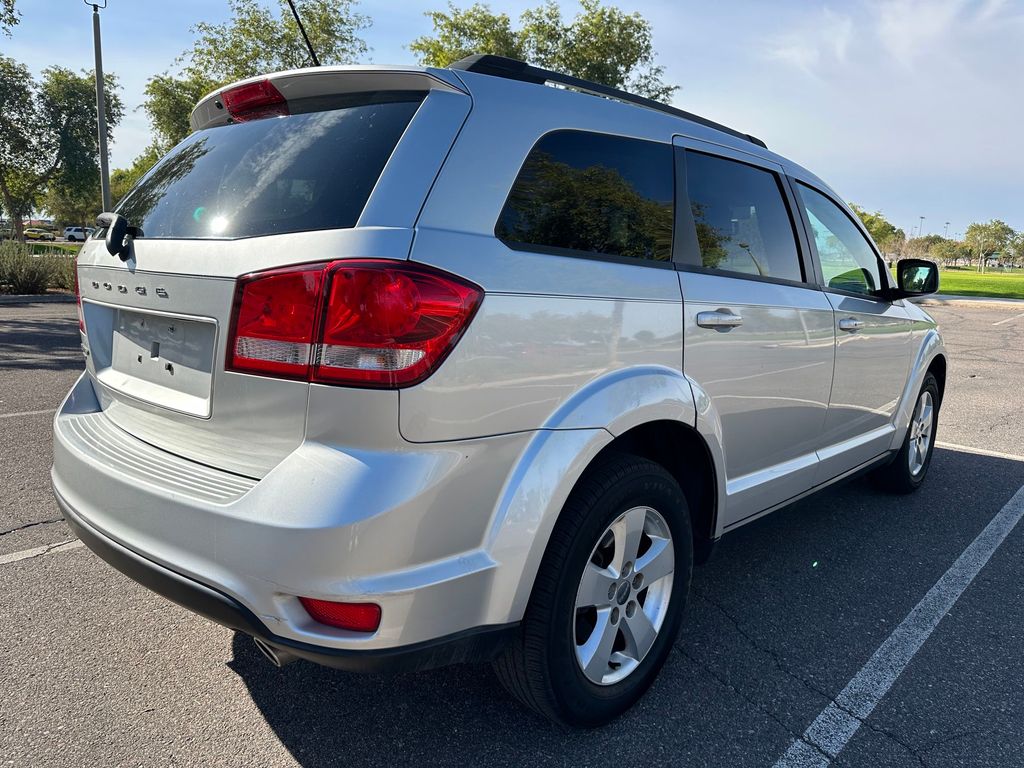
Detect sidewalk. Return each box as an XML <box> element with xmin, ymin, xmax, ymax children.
<box><xmin>0</xmin><ymin>293</ymin><xmax>75</xmax><ymax>305</ymax></box>
<box><xmin>914</xmin><ymin>294</ymin><xmax>1024</xmax><ymax>307</ymax></box>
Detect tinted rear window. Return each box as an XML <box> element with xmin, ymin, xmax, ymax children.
<box><xmin>683</xmin><ymin>151</ymin><xmax>803</xmax><ymax>282</ymax></box>
<box><xmin>117</xmin><ymin>94</ymin><xmax>423</xmax><ymax>239</ymax></box>
<box><xmin>495</xmin><ymin>130</ymin><xmax>674</xmax><ymax>262</ymax></box>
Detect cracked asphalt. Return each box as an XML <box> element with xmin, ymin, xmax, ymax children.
<box><xmin>2</xmin><ymin>301</ymin><xmax>1023</xmax><ymax>767</ymax></box>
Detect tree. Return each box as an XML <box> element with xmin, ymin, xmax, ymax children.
<box><xmin>1005</xmin><ymin>232</ymin><xmax>1024</xmax><ymax>269</ymax></box>
<box><xmin>905</xmin><ymin>234</ymin><xmax>944</xmax><ymax>259</ymax></box>
<box><xmin>927</xmin><ymin>238</ymin><xmax>969</xmax><ymax>268</ymax></box>
<box><xmin>410</xmin><ymin>1</ymin><xmax>677</xmax><ymax>101</ymax></box>
<box><xmin>849</xmin><ymin>203</ymin><xmax>905</xmax><ymax>255</ymax></box>
<box><xmin>142</xmin><ymin>75</ymin><xmax>216</xmax><ymax>155</ymax></box>
<box><xmin>139</xmin><ymin>0</ymin><xmax>370</xmax><ymax>152</ymax></box>
<box><xmin>1</xmin><ymin>0</ymin><xmax>17</xmax><ymax>37</ymax></box>
<box><xmin>0</xmin><ymin>57</ymin><xmax>122</xmax><ymax>239</ymax></box>
<box><xmin>964</xmin><ymin>220</ymin><xmax>1015</xmax><ymax>273</ymax></box>
<box><xmin>44</xmin><ymin>174</ymin><xmax>101</xmax><ymax>228</ymax></box>
<box><xmin>110</xmin><ymin>145</ymin><xmax>162</xmax><ymax>206</ymax></box>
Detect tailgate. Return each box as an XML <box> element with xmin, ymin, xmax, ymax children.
<box><xmin>79</xmin><ymin>255</ymin><xmax>309</xmax><ymax>479</ymax></box>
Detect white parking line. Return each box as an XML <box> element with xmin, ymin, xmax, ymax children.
<box><xmin>0</xmin><ymin>539</ymin><xmax>83</xmax><ymax>566</ymax></box>
<box><xmin>936</xmin><ymin>441</ymin><xmax>1024</xmax><ymax>463</ymax></box>
<box><xmin>992</xmin><ymin>312</ymin><xmax>1024</xmax><ymax>326</ymax></box>
<box><xmin>773</xmin><ymin>483</ymin><xmax>1024</xmax><ymax>767</ymax></box>
<box><xmin>0</xmin><ymin>408</ymin><xmax>55</xmax><ymax>420</ymax></box>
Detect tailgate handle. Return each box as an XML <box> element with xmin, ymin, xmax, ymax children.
<box><xmin>696</xmin><ymin>309</ymin><xmax>743</xmax><ymax>330</ymax></box>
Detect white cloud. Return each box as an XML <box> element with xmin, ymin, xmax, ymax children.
<box><xmin>766</xmin><ymin>8</ymin><xmax>855</xmax><ymax>76</ymax></box>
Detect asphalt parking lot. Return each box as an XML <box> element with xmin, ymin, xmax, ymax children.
<box><xmin>2</xmin><ymin>300</ymin><xmax>1023</xmax><ymax>767</ymax></box>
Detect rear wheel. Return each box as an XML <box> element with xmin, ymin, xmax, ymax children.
<box><xmin>493</xmin><ymin>454</ymin><xmax>692</xmax><ymax>727</ymax></box>
<box><xmin>873</xmin><ymin>372</ymin><xmax>939</xmax><ymax>493</ymax></box>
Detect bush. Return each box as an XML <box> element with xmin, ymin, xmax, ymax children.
<box><xmin>0</xmin><ymin>241</ymin><xmax>55</xmax><ymax>294</ymax></box>
<box><xmin>47</xmin><ymin>254</ymin><xmax>77</xmax><ymax>291</ymax></box>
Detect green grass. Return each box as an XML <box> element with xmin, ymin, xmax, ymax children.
<box><xmin>936</xmin><ymin>269</ymin><xmax>1024</xmax><ymax>299</ymax></box>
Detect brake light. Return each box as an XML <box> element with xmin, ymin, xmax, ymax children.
<box><xmin>220</xmin><ymin>79</ymin><xmax>288</xmax><ymax>122</ymax></box>
<box><xmin>299</xmin><ymin>597</ymin><xmax>381</xmax><ymax>633</ymax></box>
<box><xmin>227</xmin><ymin>260</ymin><xmax>482</xmax><ymax>388</ymax></box>
<box><xmin>228</xmin><ymin>264</ymin><xmax>326</xmax><ymax>379</ymax></box>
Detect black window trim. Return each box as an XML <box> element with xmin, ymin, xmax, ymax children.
<box><xmin>493</xmin><ymin>128</ymin><xmax>677</xmax><ymax>269</ymax></box>
<box><xmin>671</xmin><ymin>141</ymin><xmax>817</xmax><ymax>289</ymax></box>
<box><xmin>791</xmin><ymin>179</ymin><xmax>898</xmax><ymax>304</ymax></box>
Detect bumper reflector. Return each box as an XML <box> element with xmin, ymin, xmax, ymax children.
<box><xmin>299</xmin><ymin>597</ymin><xmax>382</xmax><ymax>633</ymax></box>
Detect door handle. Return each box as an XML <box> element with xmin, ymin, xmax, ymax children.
<box><xmin>838</xmin><ymin>317</ymin><xmax>865</xmax><ymax>332</ymax></box>
<box><xmin>696</xmin><ymin>310</ymin><xmax>743</xmax><ymax>329</ymax></box>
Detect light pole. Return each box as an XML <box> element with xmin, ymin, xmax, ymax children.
<box><xmin>944</xmin><ymin>221</ymin><xmax>950</xmax><ymax>238</ymax></box>
<box><xmin>918</xmin><ymin>216</ymin><xmax>925</xmax><ymax>238</ymax></box>
<box><xmin>86</xmin><ymin>0</ymin><xmax>111</xmax><ymax>212</ymax></box>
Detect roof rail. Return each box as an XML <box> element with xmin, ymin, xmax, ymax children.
<box><xmin>449</xmin><ymin>54</ymin><xmax>767</xmax><ymax>149</ymax></box>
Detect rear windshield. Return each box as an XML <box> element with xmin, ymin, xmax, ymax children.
<box><xmin>116</xmin><ymin>93</ymin><xmax>424</xmax><ymax>240</ymax></box>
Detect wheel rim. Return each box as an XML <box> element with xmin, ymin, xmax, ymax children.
<box><xmin>908</xmin><ymin>390</ymin><xmax>934</xmax><ymax>476</ymax></box>
<box><xmin>573</xmin><ymin>506</ymin><xmax>674</xmax><ymax>686</ymax></box>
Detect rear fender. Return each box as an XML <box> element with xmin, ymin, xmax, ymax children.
<box><xmin>481</xmin><ymin>366</ymin><xmax>702</xmax><ymax>622</ymax></box>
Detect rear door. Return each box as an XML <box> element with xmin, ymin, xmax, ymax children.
<box><xmin>674</xmin><ymin>138</ymin><xmax>835</xmax><ymax>528</ymax></box>
<box><xmin>791</xmin><ymin>182</ymin><xmax>913</xmax><ymax>480</ymax></box>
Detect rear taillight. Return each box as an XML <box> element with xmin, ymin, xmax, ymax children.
<box><xmin>299</xmin><ymin>597</ymin><xmax>381</xmax><ymax>633</ymax></box>
<box><xmin>74</xmin><ymin>267</ymin><xmax>84</xmax><ymax>331</ymax></box>
<box><xmin>227</xmin><ymin>260</ymin><xmax>482</xmax><ymax>388</ymax></box>
<box><xmin>220</xmin><ymin>79</ymin><xmax>288</xmax><ymax>122</ymax></box>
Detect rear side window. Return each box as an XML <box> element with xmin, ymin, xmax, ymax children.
<box><xmin>797</xmin><ymin>183</ymin><xmax>884</xmax><ymax>296</ymax></box>
<box><xmin>683</xmin><ymin>151</ymin><xmax>803</xmax><ymax>282</ymax></box>
<box><xmin>116</xmin><ymin>94</ymin><xmax>424</xmax><ymax>239</ymax></box>
<box><xmin>496</xmin><ymin>130</ymin><xmax>673</xmax><ymax>263</ymax></box>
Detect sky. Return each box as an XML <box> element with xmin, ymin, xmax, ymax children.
<box><xmin>2</xmin><ymin>0</ymin><xmax>1022</xmax><ymax>237</ymax></box>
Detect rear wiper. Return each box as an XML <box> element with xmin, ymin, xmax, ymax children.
<box><xmin>95</xmin><ymin>212</ymin><xmax>141</xmax><ymax>262</ymax></box>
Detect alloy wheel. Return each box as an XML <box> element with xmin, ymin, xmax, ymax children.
<box><xmin>573</xmin><ymin>506</ymin><xmax>675</xmax><ymax>686</ymax></box>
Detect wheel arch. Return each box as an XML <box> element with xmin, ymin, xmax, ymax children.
<box><xmin>589</xmin><ymin>420</ymin><xmax>719</xmax><ymax>563</ymax></box>
<box><xmin>890</xmin><ymin>329</ymin><xmax>947</xmax><ymax>451</ymax></box>
<box><xmin>927</xmin><ymin>353</ymin><xmax>947</xmax><ymax>402</ymax></box>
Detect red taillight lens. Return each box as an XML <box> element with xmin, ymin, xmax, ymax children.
<box><xmin>316</xmin><ymin>261</ymin><xmax>481</xmax><ymax>387</ymax></box>
<box><xmin>299</xmin><ymin>597</ymin><xmax>381</xmax><ymax>633</ymax></box>
<box><xmin>227</xmin><ymin>260</ymin><xmax>482</xmax><ymax>388</ymax></box>
<box><xmin>221</xmin><ymin>79</ymin><xmax>288</xmax><ymax>121</ymax></box>
<box><xmin>74</xmin><ymin>266</ymin><xmax>84</xmax><ymax>331</ymax></box>
<box><xmin>228</xmin><ymin>264</ymin><xmax>326</xmax><ymax>379</ymax></box>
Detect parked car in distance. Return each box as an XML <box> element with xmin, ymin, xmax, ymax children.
<box><xmin>24</xmin><ymin>227</ymin><xmax>56</xmax><ymax>241</ymax></box>
<box><xmin>64</xmin><ymin>227</ymin><xmax>94</xmax><ymax>242</ymax></box>
<box><xmin>53</xmin><ymin>55</ymin><xmax>946</xmax><ymax>727</ymax></box>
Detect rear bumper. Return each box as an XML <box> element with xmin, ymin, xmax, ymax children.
<box><xmin>52</xmin><ymin>372</ymin><xmax>533</xmax><ymax>659</ymax></box>
<box><xmin>59</xmin><ymin>496</ymin><xmax>516</xmax><ymax>672</ymax></box>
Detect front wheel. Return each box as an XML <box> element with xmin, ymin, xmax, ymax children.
<box><xmin>873</xmin><ymin>372</ymin><xmax>940</xmax><ymax>493</ymax></box>
<box><xmin>493</xmin><ymin>454</ymin><xmax>693</xmax><ymax>727</ymax></box>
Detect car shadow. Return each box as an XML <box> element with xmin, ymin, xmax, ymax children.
<box><xmin>228</xmin><ymin>447</ymin><xmax>1024</xmax><ymax>768</ymax></box>
<box><xmin>0</xmin><ymin>315</ymin><xmax>81</xmax><ymax>371</ymax></box>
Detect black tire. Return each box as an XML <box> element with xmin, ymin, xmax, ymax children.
<box><xmin>873</xmin><ymin>372</ymin><xmax>940</xmax><ymax>494</ymax></box>
<box><xmin>492</xmin><ymin>453</ymin><xmax>693</xmax><ymax>727</ymax></box>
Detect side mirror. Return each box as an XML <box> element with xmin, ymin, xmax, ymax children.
<box><xmin>95</xmin><ymin>211</ymin><xmax>132</xmax><ymax>261</ymax></box>
<box><xmin>891</xmin><ymin>258</ymin><xmax>939</xmax><ymax>298</ymax></box>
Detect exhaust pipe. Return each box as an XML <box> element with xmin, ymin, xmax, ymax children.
<box><xmin>253</xmin><ymin>637</ymin><xmax>297</xmax><ymax>668</ymax></box>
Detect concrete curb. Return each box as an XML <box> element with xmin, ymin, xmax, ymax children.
<box><xmin>914</xmin><ymin>294</ymin><xmax>1024</xmax><ymax>308</ymax></box>
<box><xmin>0</xmin><ymin>293</ymin><xmax>75</xmax><ymax>306</ymax></box>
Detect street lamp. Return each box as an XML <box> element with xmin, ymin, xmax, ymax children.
<box><xmin>85</xmin><ymin>0</ymin><xmax>111</xmax><ymax>212</ymax></box>
<box><xmin>918</xmin><ymin>216</ymin><xmax>925</xmax><ymax>238</ymax></box>
<box><xmin>944</xmin><ymin>221</ymin><xmax>950</xmax><ymax>238</ymax></box>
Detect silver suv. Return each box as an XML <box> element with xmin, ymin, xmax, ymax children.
<box><xmin>52</xmin><ymin>56</ymin><xmax>946</xmax><ymax>727</ymax></box>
